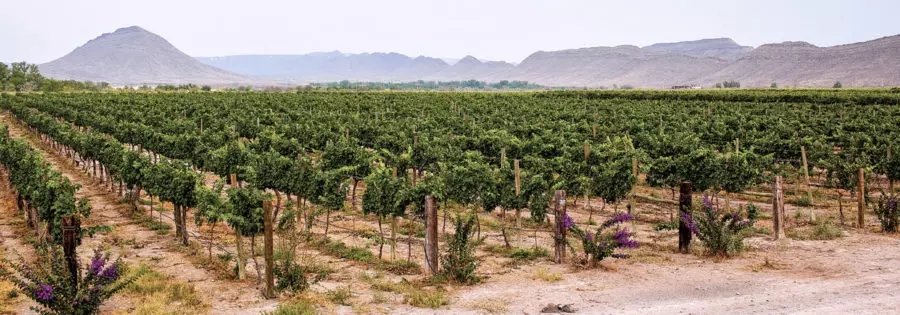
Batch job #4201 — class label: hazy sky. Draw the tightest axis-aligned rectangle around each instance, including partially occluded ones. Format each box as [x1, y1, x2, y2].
[2, 0, 898, 64]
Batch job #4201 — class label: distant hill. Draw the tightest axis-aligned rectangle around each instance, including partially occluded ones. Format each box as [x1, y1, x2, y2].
[39, 26, 254, 86]
[699, 35, 900, 87]
[643, 38, 752, 61]
[197, 53, 513, 83]
[38, 26, 900, 88]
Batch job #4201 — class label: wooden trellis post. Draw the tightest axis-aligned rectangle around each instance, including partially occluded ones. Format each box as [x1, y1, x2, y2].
[801, 146, 813, 219]
[424, 196, 439, 275]
[231, 174, 246, 280]
[678, 182, 693, 251]
[263, 200, 274, 298]
[62, 216, 79, 287]
[773, 176, 786, 240]
[858, 168, 866, 228]
[553, 190, 567, 263]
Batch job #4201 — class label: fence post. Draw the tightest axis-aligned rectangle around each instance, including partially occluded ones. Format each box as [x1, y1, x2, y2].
[773, 176, 786, 240]
[801, 146, 813, 220]
[678, 182, 693, 252]
[889, 145, 894, 197]
[858, 168, 866, 228]
[263, 200, 274, 298]
[62, 216, 79, 287]
[553, 190, 567, 263]
[500, 148, 506, 168]
[632, 158, 639, 182]
[231, 173, 246, 280]
[424, 195, 439, 275]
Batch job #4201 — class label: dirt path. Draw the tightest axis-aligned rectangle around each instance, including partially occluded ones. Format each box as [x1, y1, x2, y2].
[0, 113, 278, 314]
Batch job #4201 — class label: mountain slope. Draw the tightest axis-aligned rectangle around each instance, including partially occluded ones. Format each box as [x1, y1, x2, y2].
[499, 45, 727, 87]
[39, 26, 253, 85]
[643, 38, 752, 61]
[700, 35, 900, 87]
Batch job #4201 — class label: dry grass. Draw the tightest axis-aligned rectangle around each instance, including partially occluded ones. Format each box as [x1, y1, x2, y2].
[467, 297, 510, 314]
[358, 271, 448, 309]
[118, 264, 209, 315]
[532, 266, 563, 282]
[748, 258, 788, 272]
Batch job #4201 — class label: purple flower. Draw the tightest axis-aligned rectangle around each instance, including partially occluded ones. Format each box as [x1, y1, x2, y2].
[702, 195, 713, 211]
[612, 229, 632, 242]
[585, 233, 594, 242]
[89, 251, 105, 276]
[602, 213, 634, 228]
[730, 212, 740, 222]
[735, 219, 752, 229]
[561, 214, 574, 229]
[681, 212, 700, 235]
[101, 263, 119, 281]
[617, 239, 640, 248]
[35, 284, 53, 301]
[887, 199, 897, 212]
[612, 253, 630, 259]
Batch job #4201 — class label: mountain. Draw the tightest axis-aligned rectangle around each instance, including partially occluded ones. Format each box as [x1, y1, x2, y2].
[39, 26, 900, 88]
[497, 45, 728, 88]
[643, 38, 752, 61]
[699, 36, 900, 87]
[427, 56, 515, 81]
[39, 26, 253, 86]
[390, 56, 449, 81]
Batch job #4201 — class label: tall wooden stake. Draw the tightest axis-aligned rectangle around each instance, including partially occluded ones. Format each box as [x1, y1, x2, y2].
[678, 182, 693, 251]
[263, 200, 274, 298]
[858, 168, 866, 228]
[553, 190, 567, 263]
[231, 174, 245, 280]
[62, 216, 79, 287]
[801, 146, 813, 220]
[889, 145, 894, 197]
[773, 176, 786, 240]
[424, 196, 438, 275]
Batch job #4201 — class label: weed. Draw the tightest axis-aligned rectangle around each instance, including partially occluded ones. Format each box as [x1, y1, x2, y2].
[532, 266, 563, 282]
[404, 289, 448, 309]
[265, 301, 316, 315]
[327, 286, 353, 306]
[467, 297, 510, 314]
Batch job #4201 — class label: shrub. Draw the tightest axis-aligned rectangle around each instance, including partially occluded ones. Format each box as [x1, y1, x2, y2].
[265, 301, 316, 315]
[0, 246, 143, 315]
[567, 213, 638, 266]
[440, 214, 480, 284]
[682, 196, 757, 257]
[875, 197, 899, 232]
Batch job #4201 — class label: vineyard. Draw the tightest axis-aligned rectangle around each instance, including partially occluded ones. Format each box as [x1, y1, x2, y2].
[1, 89, 899, 314]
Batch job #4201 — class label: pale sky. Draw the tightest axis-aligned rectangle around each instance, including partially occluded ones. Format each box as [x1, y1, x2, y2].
[2, 0, 898, 64]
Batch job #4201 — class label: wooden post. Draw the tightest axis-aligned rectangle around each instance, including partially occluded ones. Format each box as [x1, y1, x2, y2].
[231, 174, 245, 280]
[678, 182, 693, 251]
[889, 145, 894, 197]
[773, 176, 786, 240]
[263, 200, 274, 298]
[584, 142, 590, 161]
[592, 124, 597, 137]
[514, 160, 521, 196]
[801, 146, 813, 220]
[632, 158, 639, 181]
[199, 118, 203, 134]
[500, 148, 506, 168]
[553, 190, 567, 263]
[858, 168, 866, 228]
[424, 196, 438, 275]
[62, 216, 79, 287]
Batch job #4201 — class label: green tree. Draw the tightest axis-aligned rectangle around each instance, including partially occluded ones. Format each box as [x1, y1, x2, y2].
[833, 81, 843, 88]
[0, 62, 9, 90]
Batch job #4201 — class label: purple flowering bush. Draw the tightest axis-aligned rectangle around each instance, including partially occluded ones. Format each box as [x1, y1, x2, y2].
[567, 213, 638, 266]
[875, 196, 899, 233]
[0, 246, 141, 315]
[682, 196, 758, 257]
